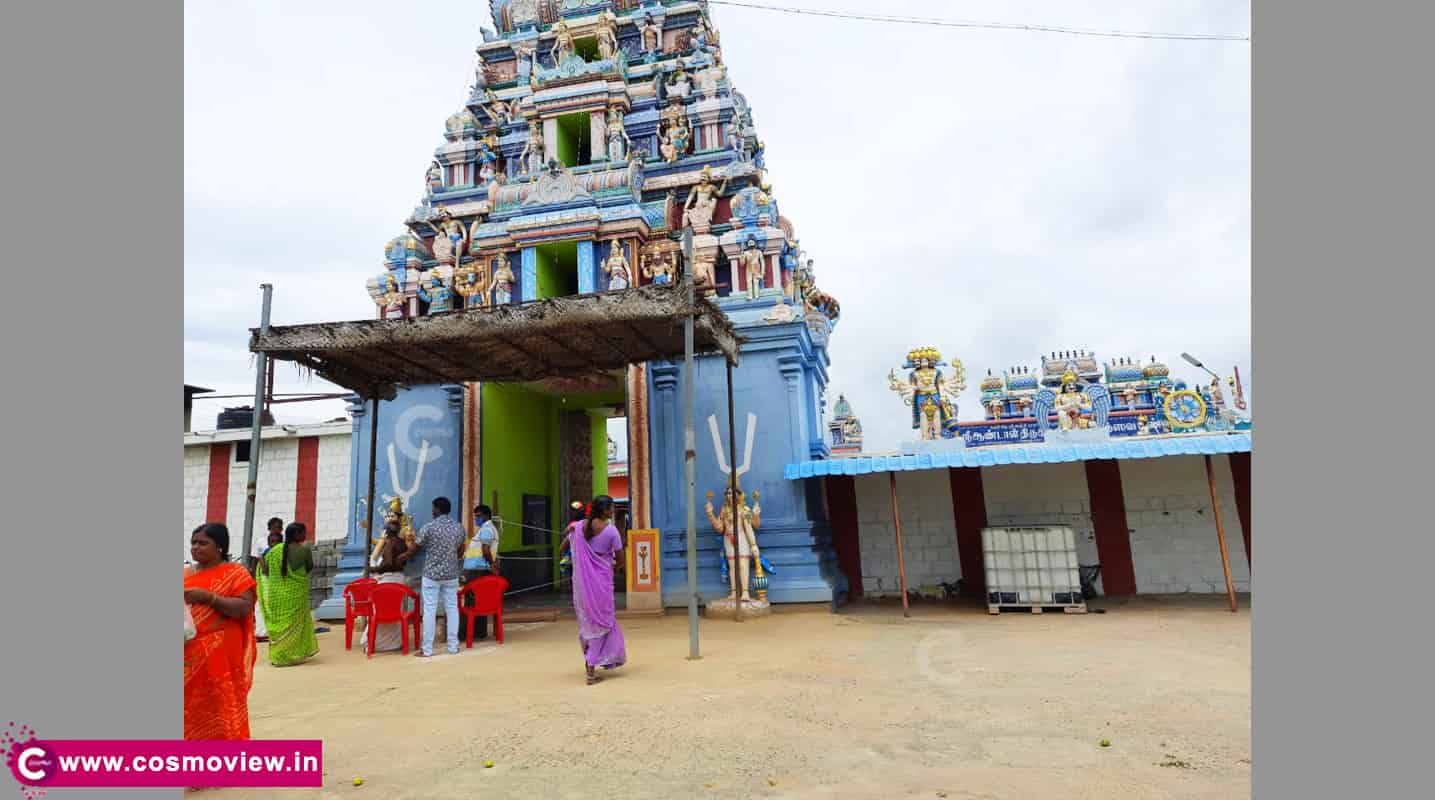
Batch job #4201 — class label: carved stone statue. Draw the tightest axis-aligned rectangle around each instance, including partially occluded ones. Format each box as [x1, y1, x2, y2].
[596, 10, 619, 61]
[602, 240, 631, 290]
[737, 236, 765, 300]
[520, 118, 546, 176]
[605, 106, 630, 163]
[888, 347, 967, 441]
[682, 165, 730, 232]
[639, 14, 662, 61]
[642, 251, 675, 285]
[705, 481, 763, 604]
[488, 255, 515, 306]
[417, 270, 454, 313]
[550, 18, 575, 65]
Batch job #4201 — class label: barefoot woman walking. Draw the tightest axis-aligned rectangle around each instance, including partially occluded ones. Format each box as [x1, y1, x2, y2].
[560, 495, 626, 684]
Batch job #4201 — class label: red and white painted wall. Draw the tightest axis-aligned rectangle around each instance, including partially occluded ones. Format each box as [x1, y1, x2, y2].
[827, 453, 1252, 599]
[182, 422, 352, 562]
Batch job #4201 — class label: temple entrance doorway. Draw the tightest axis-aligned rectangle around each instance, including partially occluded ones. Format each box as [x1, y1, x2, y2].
[478, 371, 627, 607]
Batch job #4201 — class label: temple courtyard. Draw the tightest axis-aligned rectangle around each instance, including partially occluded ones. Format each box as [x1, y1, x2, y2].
[218, 596, 1250, 799]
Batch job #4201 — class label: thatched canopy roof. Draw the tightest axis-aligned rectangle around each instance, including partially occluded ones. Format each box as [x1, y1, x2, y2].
[249, 282, 741, 400]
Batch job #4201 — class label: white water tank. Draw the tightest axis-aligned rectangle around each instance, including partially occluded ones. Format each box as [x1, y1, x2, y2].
[982, 526, 1085, 607]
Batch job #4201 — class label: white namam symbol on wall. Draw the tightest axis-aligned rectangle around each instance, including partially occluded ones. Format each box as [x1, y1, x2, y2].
[707, 412, 757, 478]
[388, 404, 445, 509]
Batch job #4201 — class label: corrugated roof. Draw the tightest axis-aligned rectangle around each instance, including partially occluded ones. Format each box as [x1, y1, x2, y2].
[784, 432, 1251, 479]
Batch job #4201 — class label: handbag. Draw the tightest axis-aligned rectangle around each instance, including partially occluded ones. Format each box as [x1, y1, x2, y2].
[184, 602, 197, 641]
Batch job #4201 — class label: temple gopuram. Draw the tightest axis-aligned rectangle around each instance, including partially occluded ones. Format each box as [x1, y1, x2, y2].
[319, 0, 846, 615]
[827, 394, 864, 456]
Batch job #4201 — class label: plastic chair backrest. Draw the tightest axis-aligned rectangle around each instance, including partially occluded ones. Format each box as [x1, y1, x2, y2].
[465, 576, 509, 614]
[345, 578, 378, 606]
[369, 582, 414, 621]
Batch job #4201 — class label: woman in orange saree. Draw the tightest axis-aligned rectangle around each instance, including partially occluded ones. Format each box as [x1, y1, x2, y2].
[184, 523, 258, 740]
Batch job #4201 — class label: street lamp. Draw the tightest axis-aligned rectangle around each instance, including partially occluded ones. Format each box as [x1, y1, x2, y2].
[1180, 352, 1220, 381]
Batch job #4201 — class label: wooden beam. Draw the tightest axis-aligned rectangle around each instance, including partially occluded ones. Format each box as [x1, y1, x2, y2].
[889, 471, 910, 618]
[1205, 454, 1239, 613]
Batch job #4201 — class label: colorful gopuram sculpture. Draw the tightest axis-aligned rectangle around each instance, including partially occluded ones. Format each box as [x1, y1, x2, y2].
[333, 0, 848, 618]
[894, 350, 1253, 449]
[887, 347, 967, 441]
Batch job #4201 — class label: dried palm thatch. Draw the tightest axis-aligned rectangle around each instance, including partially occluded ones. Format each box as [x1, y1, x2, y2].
[249, 281, 741, 400]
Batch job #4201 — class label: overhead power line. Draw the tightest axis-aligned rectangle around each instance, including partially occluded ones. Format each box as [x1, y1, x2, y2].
[706, 1, 1251, 42]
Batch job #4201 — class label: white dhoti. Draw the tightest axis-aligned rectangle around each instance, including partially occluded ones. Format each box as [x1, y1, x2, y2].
[722, 533, 752, 559]
[372, 572, 412, 652]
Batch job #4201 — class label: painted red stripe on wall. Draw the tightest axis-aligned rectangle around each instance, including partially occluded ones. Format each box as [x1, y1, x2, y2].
[293, 437, 319, 537]
[205, 443, 231, 524]
[1084, 460, 1138, 596]
[1227, 452, 1251, 566]
[947, 467, 988, 598]
[824, 475, 863, 598]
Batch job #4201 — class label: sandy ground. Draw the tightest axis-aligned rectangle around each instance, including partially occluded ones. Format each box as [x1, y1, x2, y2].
[211, 596, 1250, 800]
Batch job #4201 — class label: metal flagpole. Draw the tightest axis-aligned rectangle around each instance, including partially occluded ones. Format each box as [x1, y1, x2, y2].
[362, 396, 380, 580]
[684, 279, 701, 659]
[240, 284, 273, 572]
[727, 359, 741, 622]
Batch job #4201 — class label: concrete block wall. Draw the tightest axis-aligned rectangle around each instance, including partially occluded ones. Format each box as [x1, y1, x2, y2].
[182, 446, 211, 560]
[981, 462, 1103, 587]
[182, 431, 352, 563]
[314, 434, 352, 542]
[852, 469, 960, 597]
[1120, 455, 1251, 594]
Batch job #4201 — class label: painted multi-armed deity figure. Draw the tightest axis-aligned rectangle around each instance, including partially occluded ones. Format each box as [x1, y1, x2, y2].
[370, 496, 416, 568]
[706, 480, 764, 604]
[1054, 371, 1092, 430]
[453, 260, 488, 311]
[888, 347, 967, 441]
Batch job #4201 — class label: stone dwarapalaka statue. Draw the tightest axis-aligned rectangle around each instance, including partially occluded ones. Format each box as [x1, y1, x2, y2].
[888, 347, 967, 441]
[706, 481, 763, 604]
[550, 18, 575, 65]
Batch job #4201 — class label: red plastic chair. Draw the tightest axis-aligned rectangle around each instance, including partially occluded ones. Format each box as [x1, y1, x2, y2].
[366, 582, 422, 658]
[343, 578, 378, 651]
[459, 575, 510, 648]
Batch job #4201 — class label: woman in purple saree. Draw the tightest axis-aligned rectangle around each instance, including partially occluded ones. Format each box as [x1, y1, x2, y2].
[561, 495, 626, 684]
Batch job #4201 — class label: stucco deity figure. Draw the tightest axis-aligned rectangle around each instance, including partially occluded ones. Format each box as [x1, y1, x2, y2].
[737, 236, 765, 300]
[453, 261, 487, 310]
[596, 10, 619, 60]
[418, 209, 467, 267]
[706, 483, 763, 603]
[888, 348, 967, 441]
[605, 106, 630, 163]
[477, 135, 499, 185]
[1054, 371, 1093, 431]
[417, 270, 455, 313]
[520, 118, 546, 176]
[483, 90, 515, 129]
[425, 162, 443, 197]
[682, 165, 730, 232]
[639, 14, 662, 61]
[690, 250, 717, 294]
[550, 19, 575, 65]
[642, 252, 675, 285]
[667, 67, 692, 99]
[488, 255, 515, 306]
[512, 39, 537, 81]
[379, 274, 405, 318]
[1206, 377, 1226, 409]
[602, 240, 631, 290]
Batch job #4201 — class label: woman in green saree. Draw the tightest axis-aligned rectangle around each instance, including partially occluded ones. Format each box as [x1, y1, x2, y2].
[260, 522, 319, 667]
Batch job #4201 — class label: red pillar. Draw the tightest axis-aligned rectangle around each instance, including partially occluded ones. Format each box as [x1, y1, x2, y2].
[825, 475, 864, 598]
[1084, 460, 1138, 596]
[1227, 452, 1252, 566]
[205, 443, 231, 524]
[293, 437, 320, 537]
[947, 467, 988, 598]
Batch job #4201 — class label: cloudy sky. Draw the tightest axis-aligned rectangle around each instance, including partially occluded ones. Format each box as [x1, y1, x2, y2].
[184, 0, 1250, 454]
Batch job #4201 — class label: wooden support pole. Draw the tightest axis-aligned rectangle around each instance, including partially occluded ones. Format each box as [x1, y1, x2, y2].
[1204, 454, 1238, 613]
[889, 471, 910, 618]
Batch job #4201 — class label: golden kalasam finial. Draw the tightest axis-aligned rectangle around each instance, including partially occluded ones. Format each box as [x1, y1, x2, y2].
[1061, 369, 1079, 387]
